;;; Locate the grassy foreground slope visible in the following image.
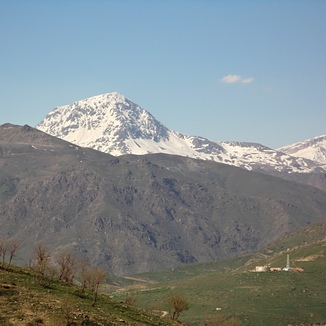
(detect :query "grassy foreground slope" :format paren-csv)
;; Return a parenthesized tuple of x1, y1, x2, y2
(109, 220, 326, 326)
(0, 265, 178, 326)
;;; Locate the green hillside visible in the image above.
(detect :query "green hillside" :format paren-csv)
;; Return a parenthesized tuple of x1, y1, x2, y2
(1, 220, 325, 325)
(109, 220, 326, 325)
(0, 265, 178, 325)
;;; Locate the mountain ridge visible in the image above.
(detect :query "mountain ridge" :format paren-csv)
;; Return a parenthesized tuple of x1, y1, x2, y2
(35, 92, 326, 175)
(1, 123, 326, 276)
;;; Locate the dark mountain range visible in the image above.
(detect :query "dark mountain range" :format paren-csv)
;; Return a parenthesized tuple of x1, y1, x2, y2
(1, 123, 326, 276)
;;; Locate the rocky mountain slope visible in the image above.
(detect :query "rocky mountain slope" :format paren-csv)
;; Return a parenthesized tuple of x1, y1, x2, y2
(1, 123, 326, 276)
(36, 92, 325, 175)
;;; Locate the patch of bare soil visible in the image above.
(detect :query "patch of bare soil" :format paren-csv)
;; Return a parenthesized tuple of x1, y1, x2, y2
(296, 254, 324, 262)
(123, 276, 156, 284)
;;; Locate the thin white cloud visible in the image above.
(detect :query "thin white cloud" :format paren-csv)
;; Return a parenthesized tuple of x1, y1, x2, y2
(221, 74, 242, 84)
(221, 74, 254, 84)
(241, 77, 254, 84)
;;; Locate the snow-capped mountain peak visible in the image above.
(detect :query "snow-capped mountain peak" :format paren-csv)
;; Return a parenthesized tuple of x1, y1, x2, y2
(278, 135, 326, 166)
(37, 92, 169, 155)
(36, 92, 326, 174)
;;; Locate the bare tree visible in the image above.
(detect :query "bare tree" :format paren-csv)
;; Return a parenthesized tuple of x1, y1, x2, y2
(167, 293, 189, 321)
(33, 243, 51, 276)
(87, 266, 108, 307)
(7, 239, 21, 269)
(0, 239, 8, 267)
(55, 250, 76, 283)
(61, 298, 75, 326)
(124, 291, 138, 306)
(78, 256, 91, 293)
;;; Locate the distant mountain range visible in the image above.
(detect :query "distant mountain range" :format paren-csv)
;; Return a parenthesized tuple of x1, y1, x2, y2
(36, 92, 326, 175)
(1, 123, 326, 276)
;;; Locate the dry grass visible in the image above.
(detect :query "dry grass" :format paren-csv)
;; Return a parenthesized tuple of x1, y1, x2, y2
(0, 265, 178, 325)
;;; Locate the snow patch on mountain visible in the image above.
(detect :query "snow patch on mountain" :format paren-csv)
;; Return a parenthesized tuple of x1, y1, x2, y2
(36, 92, 325, 174)
(278, 135, 326, 167)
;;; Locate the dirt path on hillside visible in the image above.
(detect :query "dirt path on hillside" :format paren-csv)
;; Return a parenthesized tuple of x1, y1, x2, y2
(123, 276, 156, 284)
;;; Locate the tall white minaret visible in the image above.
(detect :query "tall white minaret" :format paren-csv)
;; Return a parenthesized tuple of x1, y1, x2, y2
(286, 248, 290, 269)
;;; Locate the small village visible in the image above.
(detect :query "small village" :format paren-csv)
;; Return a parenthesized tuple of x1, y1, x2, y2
(254, 251, 304, 272)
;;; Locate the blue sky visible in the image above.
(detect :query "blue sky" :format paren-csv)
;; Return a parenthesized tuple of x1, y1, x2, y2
(1, 0, 325, 149)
